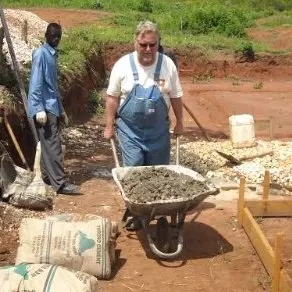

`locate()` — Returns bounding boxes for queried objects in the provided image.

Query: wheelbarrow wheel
[156,217,171,253]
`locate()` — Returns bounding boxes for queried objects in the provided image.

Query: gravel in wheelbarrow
[112,165,219,217]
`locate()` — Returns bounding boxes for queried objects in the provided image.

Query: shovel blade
[215,150,242,165]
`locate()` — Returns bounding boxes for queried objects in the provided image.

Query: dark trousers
[34,112,65,191]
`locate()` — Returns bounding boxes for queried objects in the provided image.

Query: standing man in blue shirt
[28,23,78,195]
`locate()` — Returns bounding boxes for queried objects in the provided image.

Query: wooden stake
[269,118,274,141]
[272,232,284,292]
[21,19,28,44]
[237,176,245,227]
[262,170,270,201]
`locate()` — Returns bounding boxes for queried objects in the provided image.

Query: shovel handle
[1,108,31,171]
[110,138,120,168]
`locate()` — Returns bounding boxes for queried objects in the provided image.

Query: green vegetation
[253,81,264,89]
[86,89,105,114]
[58,24,133,73]
[2,0,292,76]
[260,12,292,27]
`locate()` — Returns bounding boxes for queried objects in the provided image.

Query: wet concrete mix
[121,167,209,203]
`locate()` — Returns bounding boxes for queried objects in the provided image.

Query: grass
[259,12,292,27]
[2,0,292,76]
[58,24,133,73]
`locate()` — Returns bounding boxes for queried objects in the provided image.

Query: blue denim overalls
[116,53,170,166]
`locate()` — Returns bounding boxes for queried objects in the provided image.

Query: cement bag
[2,165,33,200]
[46,213,119,238]
[9,191,53,211]
[46,213,119,265]
[1,162,52,211]
[46,213,103,222]
[16,218,112,279]
[0,263,98,292]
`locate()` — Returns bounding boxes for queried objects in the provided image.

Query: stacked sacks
[0,263,98,292]
[15,215,119,280]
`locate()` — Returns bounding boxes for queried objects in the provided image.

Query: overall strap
[129,53,139,82]
[154,53,163,81]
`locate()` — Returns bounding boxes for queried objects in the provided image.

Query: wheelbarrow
[111,137,219,259]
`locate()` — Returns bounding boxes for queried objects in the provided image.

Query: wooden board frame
[237,171,292,292]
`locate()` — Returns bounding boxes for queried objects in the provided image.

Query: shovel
[215,150,242,165]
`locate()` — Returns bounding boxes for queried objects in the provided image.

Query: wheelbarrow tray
[112,165,219,217]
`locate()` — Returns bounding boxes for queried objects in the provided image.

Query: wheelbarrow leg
[142,216,184,259]
[156,217,171,253]
[156,215,180,253]
[122,208,142,231]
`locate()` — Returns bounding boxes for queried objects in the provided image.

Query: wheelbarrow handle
[175,135,180,165]
[110,138,120,168]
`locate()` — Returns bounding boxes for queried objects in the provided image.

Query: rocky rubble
[178,140,292,193]
[1,9,48,66]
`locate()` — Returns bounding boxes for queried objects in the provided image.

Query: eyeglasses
[138,42,157,49]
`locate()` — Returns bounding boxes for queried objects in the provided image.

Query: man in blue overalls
[104,20,184,229]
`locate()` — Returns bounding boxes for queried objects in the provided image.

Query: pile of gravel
[121,167,209,203]
[178,139,292,191]
[1,9,48,66]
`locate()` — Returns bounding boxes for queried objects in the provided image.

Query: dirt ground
[260,218,292,279]
[1,8,292,292]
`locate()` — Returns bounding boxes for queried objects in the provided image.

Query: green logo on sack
[78,231,95,255]
[15,264,29,280]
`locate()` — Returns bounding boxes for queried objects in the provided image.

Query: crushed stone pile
[178,140,292,191]
[1,9,48,66]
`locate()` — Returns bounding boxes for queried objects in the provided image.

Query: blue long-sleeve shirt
[28,43,64,118]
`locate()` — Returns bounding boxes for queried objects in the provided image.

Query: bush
[87,89,105,114]
[90,1,104,9]
[137,0,153,13]
[236,41,255,61]
[180,5,251,37]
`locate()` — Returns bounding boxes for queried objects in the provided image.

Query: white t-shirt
[106,51,183,108]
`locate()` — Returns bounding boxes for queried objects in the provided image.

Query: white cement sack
[46,213,119,265]
[0,263,98,292]
[46,213,103,222]
[16,218,112,279]
[46,213,119,238]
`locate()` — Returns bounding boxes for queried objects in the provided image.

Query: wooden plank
[237,177,245,227]
[280,270,292,292]
[246,200,292,217]
[242,207,275,276]
[262,170,270,201]
[272,233,284,292]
